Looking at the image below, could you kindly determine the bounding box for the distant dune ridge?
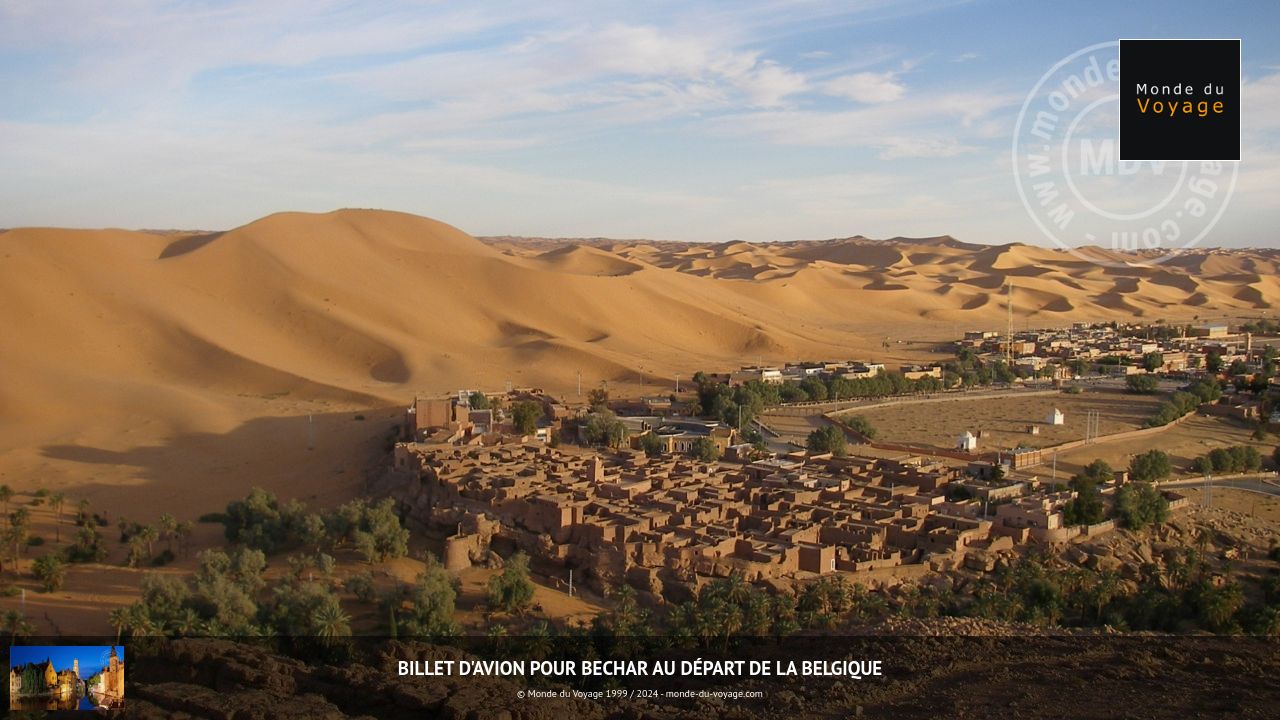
[4,209,1279,427]
[2,208,1278,517]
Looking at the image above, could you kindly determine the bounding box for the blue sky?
[10,645,122,677]
[1,0,1277,245]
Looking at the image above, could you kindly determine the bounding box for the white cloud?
[878,136,974,158]
[824,71,906,103]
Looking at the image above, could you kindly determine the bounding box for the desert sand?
[4,208,1279,522]
[2,208,1279,632]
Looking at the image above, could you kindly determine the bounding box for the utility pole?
[675,374,680,394]
[577,370,582,398]
[308,414,315,450]
[1006,281,1015,365]
[568,568,574,598]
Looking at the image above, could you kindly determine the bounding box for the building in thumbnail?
[95,646,125,702]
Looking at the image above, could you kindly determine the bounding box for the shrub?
[843,414,877,440]
[198,512,228,524]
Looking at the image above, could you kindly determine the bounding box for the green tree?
[690,437,720,463]
[345,571,377,603]
[126,536,149,568]
[806,425,847,456]
[1142,352,1164,372]
[487,552,535,616]
[468,391,490,409]
[2,609,33,642]
[32,554,65,592]
[1064,473,1105,526]
[109,606,131,644]
[175,520,194,557]
[158,514,178,553]
[584,410,628,448]
[323,498,408,563]
[587,387,610,410]
[49,492,65,543]
[312,595,352,638]
[1125,374,1159,394]
[1128,449,1172,483]
[402,554,459,637]
[639,432,664,458]
[1112,482,1170,531]
[511,400,542,435]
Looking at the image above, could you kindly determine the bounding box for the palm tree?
[49,492,65,543]
[175,520,193,557]
[8,510,29,559]
[0,484,12,524]
[312,599,351,639]
[126,536,148,568]
[140,525,158,558]
[2,609,33,642]
[522,620,555,661]
[158,514,177,553]
[109,607,131,644]
[171,607,201,637]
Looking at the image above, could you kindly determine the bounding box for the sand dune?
[2,208,1277,525]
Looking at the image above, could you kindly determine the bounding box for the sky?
[1,0,1277,246]
[10,645,122,677]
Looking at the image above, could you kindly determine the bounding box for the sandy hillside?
[2,209,1279,525]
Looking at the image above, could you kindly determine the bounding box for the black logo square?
[1120,39,1240,161]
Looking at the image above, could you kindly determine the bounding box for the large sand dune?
[2,208,1277,521]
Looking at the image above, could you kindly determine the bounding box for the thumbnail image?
[9,645,125,712]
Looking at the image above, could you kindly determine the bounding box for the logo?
[1012,41,1238,265]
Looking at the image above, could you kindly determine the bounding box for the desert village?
[369,319,1280,599]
